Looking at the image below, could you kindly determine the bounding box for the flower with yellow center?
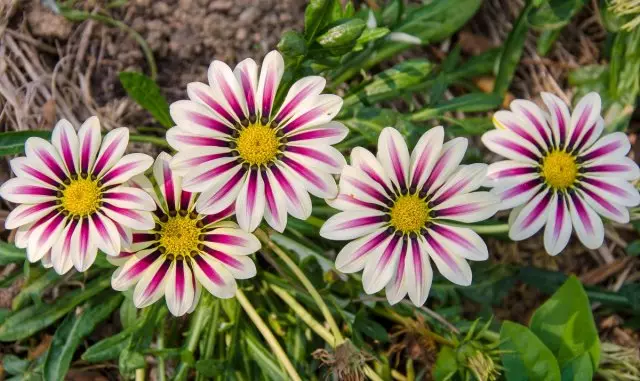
[110,153,261,317]
[321,127,498,307]
[0,117,156,274]
[483,92,640,256]
[167,50,348,233]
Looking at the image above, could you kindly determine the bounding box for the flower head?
[168,50,348,232]
[0,117,155,274]
[482,92,640,255]
[110,153,261,316]
[320,127,498,306]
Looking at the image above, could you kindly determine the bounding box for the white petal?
[429,223,488,261]
[165,260,196,317]
[71,218,98,272]
[508,189,553,241]
[0,177,57,204]
[432,192,499,223]
[286,121,349,145]
[257,51,285,119]
[568,92,601,150]
[100,153,154,187]
[170,100,234,137]
[208,60,248,121]
[541,92,571,148]
[281,156,338,199]
[431,164,487,205]
[269,163,312,220]
[334,229,391,273]
[262,169,288,233]
[196,167,246,215]
[77,116,102,174]
[422,137,468,196]
[409,126,444,190]
[234,57,259,117]
[192,254,237,299]
[133,258,171,308]
[203,227,261,256]
[423,233,472,286]
[320,210,387,240]
[51,119,79,175]
[404,237,433,306]
[92,128,129,177]
[186,82,238,126]
[153,152,182,211]
[111,249,162,291]
[485,160,538,188]
[5,201,59,230]
[543,192,572,256]
[275,76,326,124]
[362,235,402,294]
[491,177,544,210]
[235,169,266,232]
[568,192,604,250]
[581,132,631,163]
[481,129,542,164]
[102,204,155,230]
[89,212,121,256]
[26,213,67,263]
[377,127,410,191]
[103,186,157,212]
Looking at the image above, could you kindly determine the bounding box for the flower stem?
[255,228,344,346]
[157,320,167,381]
[446,222,510,235]
[364,365,385,381]
[236,288,302,381]
[174,300,212,381]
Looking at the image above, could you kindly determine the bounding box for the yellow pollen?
[159,215,201,258]
[235,123,280,166]
[61,178,101,216]
[389,194,430,234]
[542,151,578,189]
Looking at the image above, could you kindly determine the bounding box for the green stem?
[445,222,510,235]
[129,134,171,148]
[196,297,220,381]
[364,365,385,381]
[270,284,334,344]
[255,228,344,346]
[157,320,167,381]
[236,289,302,381]
[174,300,212,381]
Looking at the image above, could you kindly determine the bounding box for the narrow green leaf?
[82,328,133,362]
[12,269,61,310]
[304,0,335,41]
[529,0,586,29]
[500,321,561,381]
[43,293,123,381]
[0,241,27,265]
[119,72,173,128]
[316,18,366,54]
[410,93,502,121]
[244,332,288,381]
[355,27,390,47]
[530,276,600,371]
[494,5,532,96]
[0,275,111,341]
[0,131,52,156]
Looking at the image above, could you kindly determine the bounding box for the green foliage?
[0,131,51,156]
[0,241,27,265]
[494,4,532,96]
[500,321,561,380]
[316,19,367,55]
[304,0,335,42]
[119,71,173,128]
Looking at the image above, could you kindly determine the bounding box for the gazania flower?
[110,153,260,316]
[0,117,155,274]
[167,50,347,232]
[482,92,640,255]
[320,127,498,306]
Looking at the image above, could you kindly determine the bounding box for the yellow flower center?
[235,123,280,166]
[542,151,578,189]
[61,178,102,216]
[389,194,431,234]
[159,215,201,259]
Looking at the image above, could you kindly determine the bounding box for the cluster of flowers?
[2,51,639,315]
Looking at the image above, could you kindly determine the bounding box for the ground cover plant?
[1,0,640,380]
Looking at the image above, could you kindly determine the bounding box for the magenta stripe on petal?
[376,235,400,271]
[345,177,388,203]
[206,233,247,246]
[493,137,539,161]
[553,104,567,143]
[336,215,385,230]
[275,83,316,124]
[194,255,224,285]
[91,214,110,242]
[552,194,566,241]
[81,133,94,172]
[283,158,327,191]
[423,150,452,192]
[410,145,433,188]
[60,129,76,174]
[62,219,78,253]
[21,165,58,187]
[585,164,630,175]
[163,161,176,210]
[195,89,236,124]
[104,204,146,223]
[521,191,551,229]
[570,193,594,233]
[287,146,339,167]
[569,105,592,147]
[104,191,144,203]
[200,204,234,226]
[262,172,278,216]
[352,230,389,262]
[261,72,276,117]
[214,72,244,119]
[201,169,245,209]
[410,237,422,285]
[189,112,233,135]
[582,141,622,162]
[389,141,407,189]
[15,186,57,197]
[334,194,383,210]
[581,177,628,197]
[394,250,406,288]
[28,211,58,234]
[180,190,192,210]
[239,69,255,115]
[501,119,541,150]
[502,178,541,200]
[182,153,229,167]
[430,224,473,250]
[288,128,340,142]
[35,149,66,179]
[490,166,536,180]
[102,162,139,184]
[432,177,472,205]
[80,218,90,255]
[580,186,621,217]
[270,166,301,207]
[283,108,323,134]
[436,203,482,218]
[189,161,238,185]
[133,233,156,243]
[573,121,597,152]
[143,260,171,299]
[39,213,65,245]
[521,108,550,146]
[93,138,120,174]
[246,170,258,212]
[204,247,242,269]
[425,233,459,273]
[14,201,57,221]
[175,260,185,300]
[124,251,161,280]
[174,135,229,148]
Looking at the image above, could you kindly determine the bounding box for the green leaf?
[433,346,458,381]
[560,352,593,381]
[382,0,403,26]
[0,131,51,156]
[0,274,111,341]
[530,276,600,371]
[0,241,27,265]
[82,328,133,363]
[316,18,366,54]
[304,0,335,41]
[43,293,123,381]
[500,321,561,381]
[119,295,137,329]
[119,348,146,375]
[12,269,61,310]
[194,359,226,377]
[353,309,389,343]
[119,72,173,128]
[343,60,433,107]
[340,107,410,144]
[626,240,640,256]
[410,93,502,121]
[277,30,307,59]
[459,262,516,305]
[3,354,30,375]
[537,29,561,56]
[494,4,532,96]
[354,27,390,49]
[244,332,288,380]
[529,0,586,30]
[446,117,494,136]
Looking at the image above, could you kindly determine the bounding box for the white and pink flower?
[482,92,640,255]
[110,153,260,316]
[320,127,498,306]
[167,50,348,232]
[0,117,155,274]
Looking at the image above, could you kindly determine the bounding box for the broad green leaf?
[0,131,51,156]
[459,262,516,305]
[12,269,61,310]
[82,328,133,362]
[530,276,600,371]
[433,346,458,381]
[244,332,288,380]
[194,359,226,377]
[316,18,366,54]
[0,275,111,341]
[343,60,433,107]
[43,293,123,381]
[494,4,532,96]
[560,352,593,381]
[0,241,26,265]
[304,0,335,41]
[537,29,561,56]
[500,321,561,381]
[411,93,502,121]
[353,309,389,343]
[340,107,410,144]
[277,30,307,59]
[3,354,30,375]
[382,0,403,26]
[354,27,390,49]
[119,72,173,128]
[529,0,586,30]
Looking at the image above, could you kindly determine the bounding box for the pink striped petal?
[256,51,285,119]
[77,116,102,175]
[101,153,154,187]
[10,157,59,188]
[102,204,155,230]
[204,247,256,279]
[111,249,162,290]
[103,186,156,212]
[578,186,629,224]
[404,237,432,306]
[51,119,79,175]
[25,138,68,182]
[338,166,391,207]
[274,76,325,124]
[262,170,287,232]
[269,164,312,220]
[581,132,631,163]
[509,100,552,149]
[377,127,410,191]
[541,92,571,148]
[386,241,409,305]
[568,192,604,250]
[128,174,162,209]
[423,232,472,286]
[350,147,394,197]
[280,94,342,134]
[153,153,181,211]
[567,92,601,151]
[281,156,338,198]
[543,192,572,256]
[5,201,58,230]
[50,219,77,274]
[89,212,121,256]
[492,177,544,210]
[195,167,246,215]
[579,176,640,207]
[431,163,487,205]
[485,160,538,187]
[422,138,468,196]
[334,229,391,273]
[235,169,265,232]
[192,253,237,298]
[166,127,231,152]
[170,100,234,136]
[432,192,498,223]
[186,82,238,126]
[508,189,552,241]
[182,157,240,193]
[0,178,58,204]
[482,129,542,164]
[234,58,259,117]
[320,210,387,240]
[574,117,604,153]
[133,258,171,308]
[429,224,488,261]
[71,218,97,271]
[93,128,128,176]
[286,121,348,145]
[362,235,402,294]
[202,227,260,255]
[583,156,640,180]
[409,126,444,190]
[284,145,346,174]
[165,260,196,316]
[208,60,248,121]
[26,212,66,262]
